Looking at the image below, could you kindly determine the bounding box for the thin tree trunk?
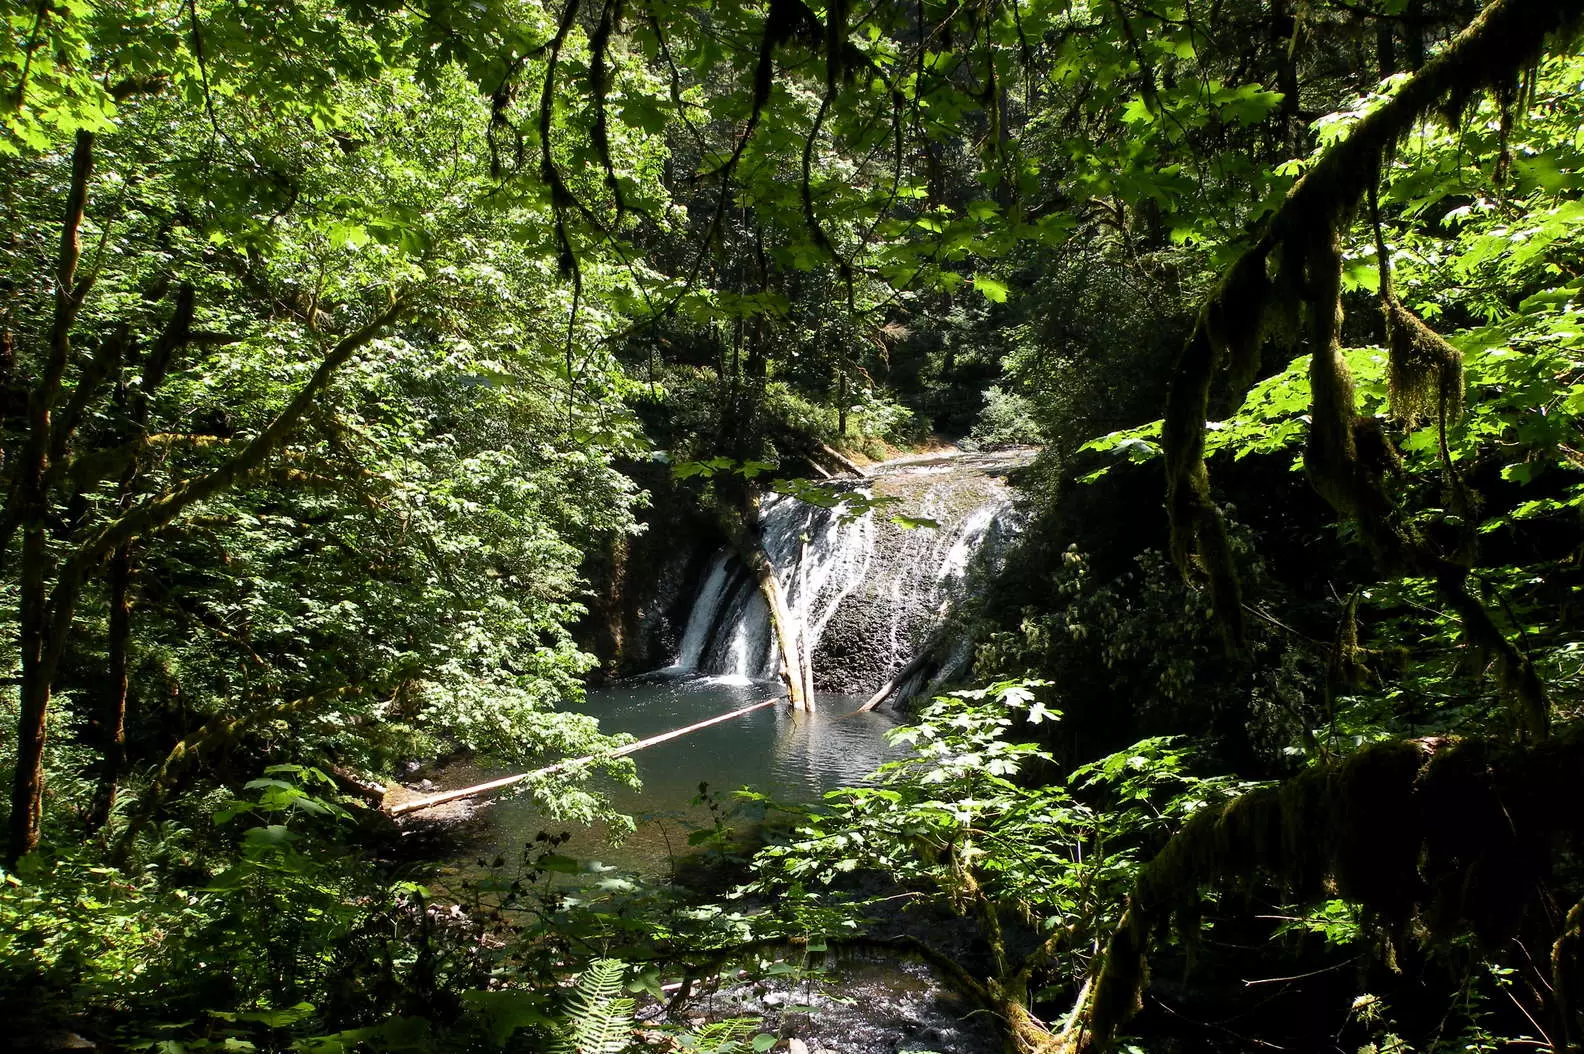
[1405,0,1425,70]
[745,543,811,711]
[817,442,868,477]
[87,542,131,830]
[858,633,940,711]
[9,131,94,863]
[87,288,190,830]
[11,288,405,863]
[1377,19,1397,77]
[390,697,781,815]
[1269,0,1302,157]
[836,352,848,437]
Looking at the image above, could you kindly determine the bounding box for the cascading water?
[669,448,1028,699]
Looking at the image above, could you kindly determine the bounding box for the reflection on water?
[444,675,905,880]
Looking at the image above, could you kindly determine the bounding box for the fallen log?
[726,489,813,711]
[818,442,869,478]
[858,634,942,712]
[387,697,782,817]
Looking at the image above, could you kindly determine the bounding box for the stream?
[428,676,1001,1054]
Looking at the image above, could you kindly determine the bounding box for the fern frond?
[686,1018,759,1053]
[552,958,635,1054]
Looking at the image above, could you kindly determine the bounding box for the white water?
[669,448,1028,698]
[675,554,733,669]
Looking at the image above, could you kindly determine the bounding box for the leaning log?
[723,489,814,711]
[858,634,942,712]
[388,698,781,817]
[817,442,869,478]
[745,548,813,711]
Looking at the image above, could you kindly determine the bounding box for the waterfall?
[674,554,733,669]
[668,448,1027,699]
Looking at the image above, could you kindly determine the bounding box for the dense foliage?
[3,0,1583,1049]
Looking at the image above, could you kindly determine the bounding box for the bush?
[970,385,1042,447]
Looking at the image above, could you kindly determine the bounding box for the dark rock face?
[809,454,1023,694]
[579,461,726,679]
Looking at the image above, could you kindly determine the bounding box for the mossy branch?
[1160,0,1579,724]
[64,294,407,574]
[1078,735,1584,1050]
[111,684,366,858]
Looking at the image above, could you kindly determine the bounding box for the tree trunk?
[836,352,848,437]
[87,287,191,831]
[1377,19,1397,77]
[11,557,52,860]
[1405,0,1425,70]
[8,130,95,864]
[858,633,940,711]
[11,290,404,863]
[719,482,814,710]
[1269,0,1302,158]
[744,541,812,711]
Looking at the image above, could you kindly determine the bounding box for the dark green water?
[439,674,904,880]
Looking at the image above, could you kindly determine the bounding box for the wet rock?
[15,1033,95,1052]
[671,447,1028,699]
[699,956,1001,1054]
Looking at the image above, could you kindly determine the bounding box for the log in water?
[389,696,782,816]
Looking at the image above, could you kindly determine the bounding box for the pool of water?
[421,675,1001,1054]
[436,674,905,880]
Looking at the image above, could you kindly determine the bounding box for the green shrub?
[970,385,1043,447]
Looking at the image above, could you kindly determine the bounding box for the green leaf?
[222,1002,315,1027]
[972,275,1010,303]
[463,990,552,1045]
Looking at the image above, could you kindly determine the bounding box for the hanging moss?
[1327,592,1369,694]
[1078,735,1584,1051]
[1157,0,1579,732]
[1433,568,1551,737]
[1371,176,1467,432]
[1329,739,1426,919]
[1384,296,1465,428]
[1554,898,1584,1049]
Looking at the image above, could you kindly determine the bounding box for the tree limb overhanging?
[1161,0,1580,736]
[1061,0,1584,1045]
[1076,735,1584,1050]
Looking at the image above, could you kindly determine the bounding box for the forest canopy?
[3,0,1584,1050]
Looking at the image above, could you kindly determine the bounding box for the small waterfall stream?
[670,448,1028,699]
